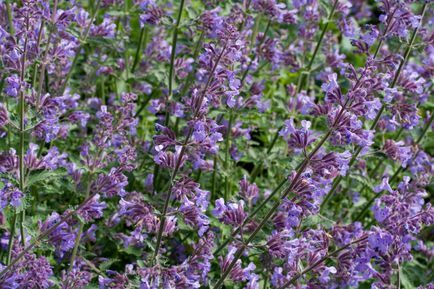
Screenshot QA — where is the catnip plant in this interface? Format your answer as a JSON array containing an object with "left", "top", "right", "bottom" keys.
[{"left": 0, "top": 0, "right": 433, "bottom": 288}]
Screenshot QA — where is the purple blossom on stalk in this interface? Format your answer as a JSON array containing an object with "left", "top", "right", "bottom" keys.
[
  {"left": 279, "top": 119, "right": 315, "bottom": 150},
  {"left": 0, "top": 104, "right": 9, "bottom": 128},
  {"left": 0, "top": 182, "right": 23, "bottom": 209},
  {"left": 39, "top": 212, "right": 77, "bottom": 258},
  {"left": 239, "top": 176, "right": 259, "bottom": 204},
  {"left": 382, "top": 139, "right": 412, "bottom": 167},
  {"left": 4, "top": 75, "right": 21, "bottom": 97},
  {"left": 139, "top": 2, "right": 165, "bottom": 27},
  {"left": 0, "top": 247, "right": 54, "bottom": 288},
  {"left": 213, "top": 199, "right": 247, "bottom": 228},
  {"left": 219, "top": 246, "right": 256, "bottom": 282},
  {"left": 60, "top": 259, "right": 92, "bottom": 289},
  {"left": 78, "top": 194, "right": 107, "bottom": 222}
]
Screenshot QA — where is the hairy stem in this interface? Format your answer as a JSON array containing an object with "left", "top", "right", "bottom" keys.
[
  {"left": 297, "top": 0, "right": 339, "bottom": 92},
  {"left": 354, "top": 111, "right": 434, "bottom": 223},
  {"left": 131, "top": 26, "right": 148, "bottom": 73},
  {"left": 68, "top": 172, "right": 94, "bottom": 271},
  {"left": 320, "top": 2, "right": 428, "bottom": 210},
  {"left": 277, "top": 235, "right": 369, "bottom": 289},
  {"left": 213, "top": 130, "right": 332, "bottom": 289},
  {"left": 250, "top": 0, "right": 339, "bottom": 181},
  {"left": 0, "top": 191, "right": 100, "bottom": 279},
  {"left": 224, "top": 110, "right": 234, "bottom": 200},
  {"left": 152, "top": 43, "right": 228, "bottom": 264},
  {"left": 152, "top": 0, "right": 185, "bottom": 192},
  {"left": 60, "top": 0, "right": 101, "bottom": 94}
]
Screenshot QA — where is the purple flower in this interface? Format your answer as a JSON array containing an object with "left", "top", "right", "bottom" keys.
[
  {"left": 78, "top": 194, "right": 107, "bottom": 222},
  {"left": 39, "top": 212, "right": 77, "bottom": 258},
  {"left": 383, "top": 139, "right": 412, "bottom": 168},
  {"left": 212, "top": 199, "right": 246, "bottom": 227},
  {"left": 5, "top": 74, "right": 20, "bottom": 97},
  {"left": 374, "top": 177, "right": 393, "bottom": 194},
  {"left": 0, "top": 182, "right": 23, "bottom": 209},
  {"left": 279, "top": 119, "right": 315, "bottom": 149},
  {"left": 0, "top": 104, "right": 9, "bottom": 128}
]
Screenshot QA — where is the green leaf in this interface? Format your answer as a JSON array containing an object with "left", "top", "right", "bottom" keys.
[
  {"left": 400, "top": 269, "right": 415, "bottom": 289},
  {"left": 26, "top": 170, "right": 65, "bottom": 187},
  {"left": 351, "top": 174, "right": 375, "bottom": 192},
  {"left": 302, "top": 214, "right": 335, "bottom": 229}
]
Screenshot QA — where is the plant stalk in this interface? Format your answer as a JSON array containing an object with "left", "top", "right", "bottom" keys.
[{"left": 320, "top": 2, "right": 428, "bottom": 210}]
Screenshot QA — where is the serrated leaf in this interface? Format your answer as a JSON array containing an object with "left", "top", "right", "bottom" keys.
[
  {"left": 26, "top": 170, "right": 64, "bottom": 187},
  {"left": 399, "top": 269, "right": 414, "bottom": 289},
  {"left": 99, "top": 258, "right": 119, "bottom": 271},
  {"left": 302, "top": 214, "right": 335, "bottom": 229},
  {"left": 351, "top": 174, "right": 375, "bottom": 192}
]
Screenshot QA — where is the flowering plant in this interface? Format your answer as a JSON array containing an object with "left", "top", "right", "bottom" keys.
[{"left": 0, "top": 0, "right": 433, "bottom": 288}]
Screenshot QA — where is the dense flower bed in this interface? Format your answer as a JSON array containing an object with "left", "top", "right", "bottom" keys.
[{"left": 0, "top": 0, "right": 433, "bottom": 288}]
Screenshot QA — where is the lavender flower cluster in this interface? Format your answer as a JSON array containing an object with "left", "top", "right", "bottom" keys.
[{"left": 0, "top": 0, "right": 433, "bottom": 288}]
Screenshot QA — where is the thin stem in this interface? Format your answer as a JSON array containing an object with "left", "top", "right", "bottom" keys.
[
  {"left": 178, "top": 29, "right": 205, "bottom": 98},
  {"left": 152, "top": 0, "right": 185, "bottom": 191},
  {"left": 321, "top": 2, "right": 428, "bottom": 209},
  {"left": 131, "top": 26, "right": 147, "bottom": 73},
  {"left": 5, "top": 0, "right": 14, "bottom": 35},
  {"left": 36, "top": 0, "right": 57, "bottom": 104},
  {"left": 240, "top": 18, "right": 271, "bottom": 85},
  {"left": 60, "top": 0, "right": 101, "bottom": 94},
  {"left": 224, "top": 110, "right": 234, "bottom": 200},
  {"left": 14, "top": 14, "right": 30, "bottom": 251},
  {"left": 277, "top": 235, "right": 369, "bottom": 289},
  {"left": 297, "top": 0, "right": 339, "bottom": 92},
  {"left": 211, "top": 154, "right": 218, "bottom": 200},
  {"left": 167, "top": 0, "right": 185, "bottom": 101},
  {"left": 6, "top": 214, "right": 17, "bottom": 265},
  {"left": 123, "top": 0, "right": 130, "bottom": 85},
  {"left": 0, "top": 191, "right": 100, "bottom": 279},
  {"left": 250, "top": 0, "right": 339, "bottom": 180},
  {"left": 354, "top": 111, "right": 434, "bottom": 223},
  {"left": 152, "top": 43, "right": 228, "bottom": 264},
  {"left": 68, "top": 172, "right": 94, "bottom": 271}
]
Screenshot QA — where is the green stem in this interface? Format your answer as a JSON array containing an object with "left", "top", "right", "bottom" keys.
[
  {"left": 60, "top": 0, "right": 101, "bottom": 94},
  {"left": 297, "top": 0, "right": 339, "bottom": 92},
  {"left": 213, "top": 130, "right": 332, "bottom": 289},
  {"left": 152, "top": 43, "right": 228, "bottom": 264},
  {"left": 240, "top": 18, "right": 271, "bottom": 85},
  {"left": 211, "top": 154, "right": 218, "bottom": 201},
  {"left": 5, "top": 0, "right": 14, "bottom": 35},
  {"left": 277, "top": 235, "right": 368, "bottom": 289},
  {"left": 178, "top": 30, "right": 205, "bottom": 98},
  {"left": 0, "top": 191, "right": 100, "bottom": 279},
  {"left": 167, "top": 0, "right": 185, "bottom": 101},
  {"left": 6, "top": 214, "right": 17, "bottom": 265},
  {"left": 354, "top": 111, "right": 434, "bottom": 223},
  {"left": 152, "top": 0, "right": 185, "bottom": 192},
  {"left": 37, "top": 0, "right": 57, "bottom": 103},
  {"left": 15, "top": 15, "right": 30, "bottom": 249},
  {"left": 224, "top": 110, "right": 234, "bottom": 200},
  {"left": 321, "top": 2, "right": 428, "bottom": 210},
  {"left": 131, "top": 26, "right": 147, "bottom": 73},
  {"left": 123, "top": 0, "right": 129, "bottom": 86},
  {"left": 68, "top": 172, "right": 94, "bottom": 271}
]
